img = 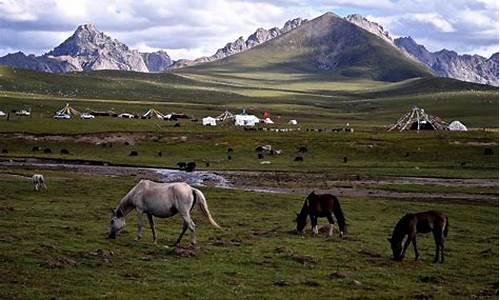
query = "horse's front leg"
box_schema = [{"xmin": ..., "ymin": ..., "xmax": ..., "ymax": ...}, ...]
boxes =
[
  {"xmin": 400, "ymin": 234, "xmax": 413, "ymax": 260},
  {"xmin": 135, "ymin": 209, "xmax": 144, "ymax": 241},
  {"xmin": 310, "ymin": 215, "xmax": 318, "ymax": 237},
  {"xmin": 147, "ymin": 213, "xmax": 157, "ymax": 244},
  {"xmin": 412, "ymin": 236, "xmax": 419, "ymax": 261}
]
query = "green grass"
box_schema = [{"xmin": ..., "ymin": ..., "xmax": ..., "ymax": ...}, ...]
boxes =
[{"xmin": 0, "ymin": 170, "xmax": 497, "ymax": 299}]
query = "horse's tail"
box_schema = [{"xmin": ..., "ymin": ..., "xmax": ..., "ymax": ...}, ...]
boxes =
[
  {"xmin": 192, "ymin": 188, "xmax": 222, "ymax": 229},
  {"xmin": 332, "ymin": 196, "xmax": 346, "ymax": 234},
  {"xmin": 444, "ymin": 216, "xmax": 449, "ymax": 238}
]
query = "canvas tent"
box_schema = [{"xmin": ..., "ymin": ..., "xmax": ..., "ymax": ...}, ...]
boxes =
[
  {"xmin": 216, "ymin": 110, "xmax": 235, "ymax": 121},
  {"xmin": 448, "ymin": 120, "xmax": 467, "ymax": 131},
  {"xmin": 143, "ymin": 108, "xmax": 165, "ymax": 119},
  {"xmin": 0, "ymin": 111, "xmax": 5, "ymax": 117},
  {"xmin": 263, "ymin": 117, "xmax": 274, "ymax": 124},
  {"xmin": 55, "ymin": 103, "xmax": 80, "ymax": 117},
  {"xmin": 288, "ymin": 119, "xmax": 298, "ymax": 125},
  {"xmin": 388, "ymin": 106, "xmax": 448, "ymax": 131},
  {"xmin": 202, "ymin": 116, "xmax": 217, "ymax": 126},
  {"xmin": 235, "ymin": 114, "xmax": 260, "ymax": 126}
]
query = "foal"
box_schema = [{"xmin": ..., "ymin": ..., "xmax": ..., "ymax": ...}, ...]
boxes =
[
  {"xmin": 296, "ymin": 191, "xmax": 346, "ymax": 237},
  {"xmin": 388, "ymin": 211, "xmax": 448, "ymax": 263}
]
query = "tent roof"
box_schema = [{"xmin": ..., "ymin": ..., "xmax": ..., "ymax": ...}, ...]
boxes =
[
  {"xmin": 56, "ymin": 103, "xmax": 80, "ymax": 116},
  {"xmin": 388, "ymin": 106, "xmax": 448, "ymax": 131}
]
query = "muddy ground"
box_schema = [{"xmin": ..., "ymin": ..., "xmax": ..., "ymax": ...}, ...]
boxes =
[{"xmin": 0, "ymin": 158, "xmax": 497, "ymax": 205}]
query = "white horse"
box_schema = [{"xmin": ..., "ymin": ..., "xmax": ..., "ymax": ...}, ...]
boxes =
[
  {"xmin": 32, "ymin": 174, "xmax": 47, "ymax": 191},
  {"xmin": 108, "ymin": 180, "xmax": 221, "ymax": 246}
]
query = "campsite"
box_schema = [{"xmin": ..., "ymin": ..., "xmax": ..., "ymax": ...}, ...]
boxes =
[{"xmin": 0, "ymin": 6, "xmax": 498, "ymax": 300}]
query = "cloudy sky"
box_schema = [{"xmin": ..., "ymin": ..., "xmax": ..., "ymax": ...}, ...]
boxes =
[{"xmin": 0, "ymin": 0, "xmax": 498, "ymax": 59}]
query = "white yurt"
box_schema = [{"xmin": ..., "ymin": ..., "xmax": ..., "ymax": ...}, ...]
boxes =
[
  {"xmin": 448, "ymin": 120, "xmax": 467, "ymax": 131},
  {"xmin": 235, "ymin": 114, "xmax": 260, "ymax": 126},
  {"xmin": 202, "ymin": 116, "xmax": 217, "ymax": 126},
  {"xmin": 288, "ymin": 119, "xmax": 298, "ymax": 125},
  {"xmin": 0, "ymin": 111, "xmax": 6, "ymax": 117}
]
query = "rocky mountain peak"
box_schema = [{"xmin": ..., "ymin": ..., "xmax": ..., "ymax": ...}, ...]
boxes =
[{"xmin": 345, "ymin": 14, "xmax": 393, "ymax": 45}]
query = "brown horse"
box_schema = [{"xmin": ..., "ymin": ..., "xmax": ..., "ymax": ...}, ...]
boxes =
[
  {"xmin": 388, "ymin": 211, "xmax": 448, "ymax": 263},
  {"xmin": 296, "ymin": 191, "xmax": 346, "ymax": 237}
]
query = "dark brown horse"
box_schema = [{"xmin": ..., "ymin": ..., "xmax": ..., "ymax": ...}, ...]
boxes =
[
  {"xmin": 388, "ymin": 211, "xmax": 448, "ymax": 263},
  {"xmin": 296, "ymin": 191, "xmax": 346, "ymax": 237}
]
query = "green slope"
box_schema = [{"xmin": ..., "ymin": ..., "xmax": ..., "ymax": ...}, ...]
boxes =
[{"xmin": 179, "ymin": 12, "xmax": 433, "ymax": 82}]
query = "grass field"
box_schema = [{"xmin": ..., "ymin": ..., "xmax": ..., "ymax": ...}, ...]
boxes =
[{"xmin": 0, "ymin": 170, "xmax": 497, "ymax": 299}]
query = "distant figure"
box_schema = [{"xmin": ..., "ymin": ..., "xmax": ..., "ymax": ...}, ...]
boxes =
[
  {"xmin": 227, "ymin": 155, "xmax": 232, "ymax": 160},
  {"xmin": 388, "ymin": 211, "xmax": 448, "ymax": 263},
  {"xmin": 227, "ymin": 148, "xmax": 233, "ymax": 153},
  {"xmin": 60, "ymin": 149, "xmax": 70, "ymax": 154},
  {"xmin": 294, "ymin": 156, "xmax": 303, "ymax": 162},
  {"xmin": 343, "ymin": 156, "xmax": 348, "ymax": 163},
  {"xmin": 32, "ymin": 174, "xmax": 47, "ymax": 191},
  {"xmin": 129, "ymin": 151, "xmax": 138, "ymax": 156},
  {"xmin": 44, "ymin": 148, "xmax": 52, "ymax": 154}
]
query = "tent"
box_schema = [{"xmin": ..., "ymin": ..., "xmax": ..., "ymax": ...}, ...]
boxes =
[
  {"xmin": 235, "ymin": 114, "xmax": 260, "ymax": 126},
  {"xmin": 0, "ymin": 111, "xmax": 5, "ymax": 117},
  {"xmin": 288, "ymin": 120, "xmax": 298, "ymax": 125},
  {"xmin": 55, "ymin": 103, "xmax": 80, "ymax": 117},
  {"xmin": 202, "ymin": 116, "xmax": 217, "ymax": 126},
  {"xmin": 388, "ymin": 106, "xmax": 448, "ymax": 131},
  {"xmin": 448, "ymin": 120, "xmax": 467, "ymax": 131},
  {"xmin": 216, "ymin": 110, "xmax": 235, "ymax": 121},
  {"xmin": 143, "ymin": 108, "xmax": 165, "ymax": 119},
  {"xmin": 263, "ymin": 117, "xmax": 274, "ymax": 124}
]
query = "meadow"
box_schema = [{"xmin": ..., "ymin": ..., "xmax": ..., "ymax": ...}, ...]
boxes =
[
  {"xmin": 0, "ymin": 65, "xmax": 498, "ymax": 299},
  {"xmin": 0, "ymin": 169, "xmax": 497, "ymax": 299}
]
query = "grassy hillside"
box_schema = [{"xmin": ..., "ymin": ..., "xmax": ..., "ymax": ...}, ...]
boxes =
[{"xmin": 179, "ymin": 12, "xmax": 433, "ymax": 82}]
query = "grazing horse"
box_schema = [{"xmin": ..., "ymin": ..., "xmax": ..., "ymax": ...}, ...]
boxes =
[
  {"xmin": 388, "ymin": 211, "xmax": 448, "ymax": 263},
  {"xmin": 32, "ymin": 174, "xmax": 47, "ymax": 191},
  {"xmin": 108, "ymin": 180, "xmax": 221, "ymax": 246},
  {"xmin": 296, "ymin": 191, "xmax": 346, "ymax": 237}
]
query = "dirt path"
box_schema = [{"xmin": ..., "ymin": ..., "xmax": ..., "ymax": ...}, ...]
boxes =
[{"xmin": 0, "ymin": 159, "xmax": 497, "ymax": 205}]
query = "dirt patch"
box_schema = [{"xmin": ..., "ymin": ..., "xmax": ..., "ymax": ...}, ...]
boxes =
[
  {"xmin": 39, "ymin": 256, "xmax": 78, "ymax": 269},
  {"xmin": 209, "ymin": 237, "xmax": 242, "ymax": 247},
  {"xmin": 174, "ymin": 245, "xmax": 197, "ymax": 257},
  {"xmin": 275, "ymin": 246, "xmax": 316, "ymax": 266},
  {"xmin": 329, "ymin": 271, "xmax": 353, "ymax": 279}
]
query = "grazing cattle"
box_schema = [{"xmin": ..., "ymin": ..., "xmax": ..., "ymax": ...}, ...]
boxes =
[
  {"xmin": 32, "ymin": 146, "xmax": 42, "ymax": 152},
  {"xmin": 186, "ymin": 162, "xmax": 196, "ymax": 172},
  {"xmin": 343, "ymin": 156, "xmax": 348, "ymax": 163},
  {"xmin": 257, "ymin": 153, "xmax": 264, "ymax": 159},
  {"xmin": 294, "ymin": 156, "xmax": 303, "ymax": 162},
  {"xmin": 484, "ymin": 148, "xmax": 494, "ymax": 155},
  {"xmin": 129, "ymin": 151, "xmax": 138, "ymax": 156},
  {"xmin": 60, "ymin": 149, "xmax": 70, "ymax": 154},
  {"xmin": 158, "ymin": 151, "xmax": 162, "ymax": 157},
  {"xmin": 227, "ymin": 148, "xmax": 233, "ymax": 153},
  {"xmin": 296, "ymin": 191, "xmax": 346, "ymax": 237},
  {"xmin": 205, "ymin": 162, "xmax": 210, "ymax": 167},
  {"xmin": 388, "ymin": 211, "xmax": 448, "ymax": 263},
  {"xmin": 177, "ymin": 162, "xmax": 187, "ymax": 170},
  {"xmin": 298, "ymin": 146, "xmax": 308, "ymax": 153},
  {"xmin": 1, "ymin": 149, "xmax": 7, "ymax": 154},
  {"xmin": 108, "ymin": 181, "xmax": 221, "ymax": 246},
  {"xmin": 227, "ymin": 155, "xmax": 232, "ymax": 160},
  {"xmin": 174, "ymin": 123, "xmax": 181, "ymax": 127},
  {"xmin": 32, "ymin": 174, "xmax": 47, "ymax": 191},
  {"xmin": 43, "ymin": 148, "xmax": 52, "ymax": 154}
]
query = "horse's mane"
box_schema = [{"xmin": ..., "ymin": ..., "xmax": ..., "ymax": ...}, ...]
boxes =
[
  {"xmin": 392, "ymin": 213, "xmax": 413, "ymax": 240},
  {"xmin": 115, "ymin": 181, "xmax": 143, "ymax": 217}
]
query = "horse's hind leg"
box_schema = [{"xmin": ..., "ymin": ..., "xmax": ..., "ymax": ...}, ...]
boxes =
[
  {"xmin": 432, "ymin": 231, "xmax": 440, "ymax": 263},
  {"xmin": 175, "ymin": 221, "xmax": 188, "ymax": 246},
  {"xmin": 310, "ymin": 215, "xmax": 318, "ymax": 237},
  {"xmin": 326, "ymin": 214, "xmax": 336, "ymax": 237},
  {"xmin": 147, "ymin": 214, "xmax": 157, "ymax": 244},
  {"xmin": 183, "ymin": 214, "xmax": 197, "ymax": 246}
]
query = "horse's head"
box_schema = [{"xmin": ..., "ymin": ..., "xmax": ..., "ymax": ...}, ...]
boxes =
[
  {"xmin": 387, "ymin": 237, "xmax": 403, "ymax": 261},
  {"xmin": 296, "ymin": 213, "xmax": 307, "ymax": 234},
  {"xmin": 108, "ymin": 209, "xmax": 125, "ymax": 239}
]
